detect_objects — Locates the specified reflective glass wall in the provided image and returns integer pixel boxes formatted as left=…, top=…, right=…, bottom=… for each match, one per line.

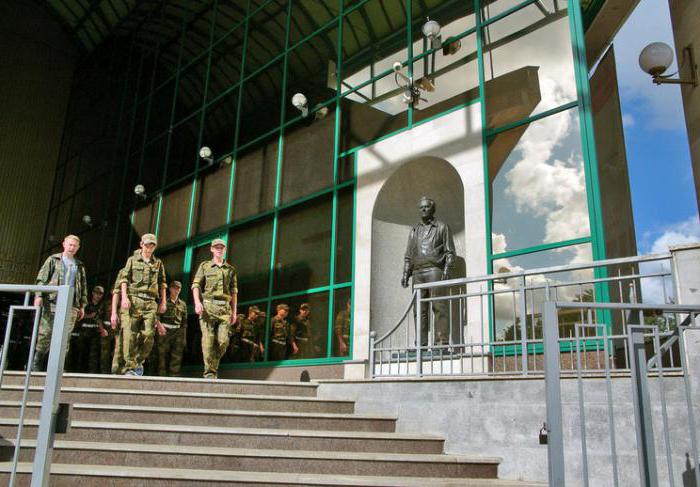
left=43, top=0, right=606, bottom=367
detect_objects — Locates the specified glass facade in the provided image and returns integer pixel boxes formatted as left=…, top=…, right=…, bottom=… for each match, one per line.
left=43, top=0, right=606, bottom=368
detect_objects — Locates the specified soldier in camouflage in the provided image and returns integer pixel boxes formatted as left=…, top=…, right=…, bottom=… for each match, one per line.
left=269, top=304, right=297, bottom=361
left=292, top=303, right=315, bottom=359
left=75, top=285, right=105, bottom=373
left=334, top=299, right=351, bottom=356
left=32, top=235, right=88, bottom=372
left=192, top=238, right=237, bottom=379
left=118, top=233, right=167, bottom=376
left=156, top=281, right=188, bottom=376
left=108, top=271, right=126, bottom=374
left=232, top=305, right=264, bottom=363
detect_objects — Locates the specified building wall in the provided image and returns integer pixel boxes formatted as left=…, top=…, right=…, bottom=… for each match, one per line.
left=0, top=0, right=76, bottom=283
left=669, top=0, right=700, bottom=213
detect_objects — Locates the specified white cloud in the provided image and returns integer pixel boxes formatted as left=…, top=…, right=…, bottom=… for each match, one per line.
left=649, top=217, right=700, bottom=253
left=621, top=114, right=635, bottom=128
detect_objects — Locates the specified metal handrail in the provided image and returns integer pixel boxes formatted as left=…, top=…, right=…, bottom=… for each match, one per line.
left=374, top=290, right=417, bottom=345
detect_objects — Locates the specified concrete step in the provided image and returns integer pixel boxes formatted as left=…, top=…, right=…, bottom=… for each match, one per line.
left=0, top=463, right=548, bottom=486
left=0, top=385, right=353, bottom=414
left=11, top=439, right=500, bottom=479
left=0, top=418, right=445, bottom=454
left=0, top=371, right=318, bottom=397
left=0, top=401, right=397, bottom=432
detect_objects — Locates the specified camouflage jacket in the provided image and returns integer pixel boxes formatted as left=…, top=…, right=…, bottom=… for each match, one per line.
left=158, top=297, right=187, bottom=328
left=191, top=260, right=237, bottom=301
left=35, top=253, right=88, bottom=308
left=118, top=250, right=167, bottom=299
left=237, top=315, right=262, bottom=343
left=270, top=316, right=290, bottom=343
left=292, top=315, right=312, bottom=341
left=335, top=309, right=351, bottom=337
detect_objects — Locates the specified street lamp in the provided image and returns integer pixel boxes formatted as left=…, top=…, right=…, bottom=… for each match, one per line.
left=639, top=42, right=697, bottom=87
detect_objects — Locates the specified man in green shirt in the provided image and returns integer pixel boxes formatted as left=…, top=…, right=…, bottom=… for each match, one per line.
left=191, top=238, right=237, bottom=379
left=76, top=285, right=105, bottom=372
left=118, top=233, right=167, bottom=376
left=33, top=234, right=88, bottom=371
left=156, top=280, right=188, bottom=376
left=269, top=304, right=297, bottom=361
left=292, top=303, right=315, bottom=359
left=232, top=305, right=264, bottom=363
left=334, top=299, right=351, bottom=356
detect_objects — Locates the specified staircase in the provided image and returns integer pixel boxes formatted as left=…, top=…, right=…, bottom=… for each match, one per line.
left=0, top=372, right=545, bottom=486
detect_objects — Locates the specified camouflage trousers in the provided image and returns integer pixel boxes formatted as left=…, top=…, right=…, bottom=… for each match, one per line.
left=199, top=300, right=232, bottom=378
left=75, top=326, right=100, bottom=373
left=99, top=322, right=116, bottom=374
left=157, top=326, right=186, bottom=376
left=36, top=303, right=78, bottom=355
left=111, top=318, right=125, bottom=374
left=232, top=339, right=258, bottom=363
left=122, top=296, right=158, bottom=372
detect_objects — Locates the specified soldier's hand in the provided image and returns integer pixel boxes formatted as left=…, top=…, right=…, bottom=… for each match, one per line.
left=33, top=297, right=43, bottom=308
left=260, top=344, right=264, bottom=354
left=77, top=308, right=85, bottom=321
left=340, top=342, right=348, bottom=355
left=121, top=296, right=131, bottom=310
left=292, top=343, right=299, bottom=354
left=230, top=313, right=237, bottom=325
left=110, top=312, right=119, bottom=330
left=158, top=301, right=167, bottom=314
left=195, top=302, right=203, bottom=316
left=156, top=323, right=166, bottom=336
left=401, top=276, right=409, bottom=288
left=98, top=326, right=108, bottom=338
left=441, top=269, right=449, bottom=281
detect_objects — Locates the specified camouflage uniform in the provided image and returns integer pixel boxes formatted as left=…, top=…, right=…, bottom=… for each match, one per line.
left=192, top=259, right=237, bottom=378
left=292, top=314, right=313, bottom=359
left=156, top=297, right=187, bottom=376
left=334, top=308, right=351, bottom=356
left=76, top=297, right=103, bottom=373
left=99, top=292, right=116, bottom=374
left=34, top=253, right=88, bottom=360
left=232, top=313, right=262, bottom=363
left=269, top=315, right=291, bottom=361
left=119, top=249, right=167, bottom=374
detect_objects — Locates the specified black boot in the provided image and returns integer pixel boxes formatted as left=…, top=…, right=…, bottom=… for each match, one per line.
left=31, top=351, right=46, bottom=372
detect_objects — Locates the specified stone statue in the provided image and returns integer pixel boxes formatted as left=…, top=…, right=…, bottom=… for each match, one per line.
left=401, top=197, right=456, bottom=346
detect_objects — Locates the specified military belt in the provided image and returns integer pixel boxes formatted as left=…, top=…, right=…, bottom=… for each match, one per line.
left=81, top=323, right=98, bottom=328
left=241, top=338, right=257, bottom=346
left=295, top=337, right=309, bottom=342
left=71, top=332, right=80, bottom=338
left=271, top=339, right=286, bottom=346
left=205, top=298, right=229, bottom=306
left=133, top=292, right=156, bottom=300
left=161, top=323, right=179, bottom=330
left=342, top=334, right=350, bottom=339
left=102, top=320, right=111, bottom=326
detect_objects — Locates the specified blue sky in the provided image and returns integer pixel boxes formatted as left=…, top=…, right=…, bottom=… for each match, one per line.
left=611, top=0, right=699, bottom=254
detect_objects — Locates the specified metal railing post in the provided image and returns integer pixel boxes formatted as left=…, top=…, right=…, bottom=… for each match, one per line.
left=31, top=284, right=74, bottom=487
left=628, top=325, right=658, bottom=487
left=369, top=331, right=376, bottom=378
left=415, top=290, right=422, bottom=377
left=518, top=277, right=528, bottom=374
left=543, top=301, right=565, bottom=486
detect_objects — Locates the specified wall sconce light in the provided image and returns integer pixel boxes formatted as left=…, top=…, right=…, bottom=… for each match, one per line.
left=393, top=61, right=427, bottom=108
left=82, top=215, right=93, bottom=227
left=199, top=146, right=214, bottom=165
left=291, top=93, right=309, bottom=117
left=422, top=18, right=442, bottom=50
left=134, top=184, right=147, bottom=200
left=639, top=42, right=697, bottom=87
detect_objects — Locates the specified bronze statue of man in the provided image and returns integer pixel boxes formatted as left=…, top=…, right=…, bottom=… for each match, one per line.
left=401, top=197, right=456, bottom=346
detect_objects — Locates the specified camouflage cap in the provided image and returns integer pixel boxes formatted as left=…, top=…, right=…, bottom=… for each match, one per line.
left=141, top=233, right=157, bottom=245
left=276, top=303, right=290, bottom=311
left=170, top=280, right=182, bottom=288
left=248, top=305, right=261, bottom=314
left=93, top=285, right=105, bottom=294
left=299, top=303, right=310, bottom=311
left=211, top=238, right=226, bottom=247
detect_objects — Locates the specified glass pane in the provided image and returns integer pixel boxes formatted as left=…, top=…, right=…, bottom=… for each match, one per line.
left=492, top=243, right=593, bottom=340
left=332, top=286, right=352, bottom=357
left=137, top=50, right=156, bottom=103
left=191, top=243, right=214, bottom=277
left=335, top=187, right=353, bottom=283
left=167, top=115, right=200, bottom=186
left=482, top=1, right=575, bottom=129
left=229, top=218, right=273, bottom=303
left=132, top=199, right=158, bottom=238
left=285, top=25, right=339, bottom=123
left=273, top=195, right=332, bottom=294
left=158, top=182, right=195, bottom=247
left=338, top=154, right=354, bottom=183
left=179, top=2, right=215, bottom=66
left=140, top=135, right=167, bottom=194
left=233, top=142, right=278, bottom=221
left=131, top=103, right=147, bottom=151
left=182, top=313, right=203, bottom=367
left=223, top=300, right=268, bottom=364
left=214, top=1, right=246, bottom=41
left=208, top=32, right=243, bottom=101
left=194, top=163, right=232, bottom=235
left=148, top=78, right=175, bottom=138
left=174, top=54, right=208, bottom=123
left=281, top=107, right=335, bottom=204
left=289, top=0, right=338, bottom=44
left=238, top=59, right=283, bottom=147
left=270, top=292, right=329, bottom=360
left=244, top=0, right=288, bottom=75
left=339, top=69, right=408, bottom=152
left=201, top=88, right=238, bottom=157
left=489, top=108, right=590, bottom=252
left=161, top=248, right=186, bottom=288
